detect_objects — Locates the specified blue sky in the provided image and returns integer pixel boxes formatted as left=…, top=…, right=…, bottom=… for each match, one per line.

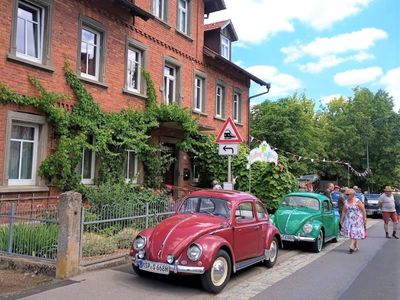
left=207, top=0, right=400, bottom=110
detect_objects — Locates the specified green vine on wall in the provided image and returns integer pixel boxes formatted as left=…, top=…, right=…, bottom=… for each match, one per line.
left=0, top=63, right=204, bottom=190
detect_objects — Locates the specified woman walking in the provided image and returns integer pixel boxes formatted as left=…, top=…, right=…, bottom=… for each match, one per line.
left=340, top=188, right=367, bottom=253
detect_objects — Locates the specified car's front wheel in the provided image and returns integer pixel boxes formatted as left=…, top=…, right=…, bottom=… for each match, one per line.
left=201, top=249, right=232, bottom=294
left=264, top=237, right=278, bottom=268
left=132, top=264, right=147, bottom=277
left=312, top=229, right=324, bottom=253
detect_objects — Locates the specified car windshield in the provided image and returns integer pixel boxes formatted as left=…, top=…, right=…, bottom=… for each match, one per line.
left=179, top=197, right=231, bottom=218
left=282, top=196, right=320, bottom=211
left=366, top=194, right=380, bottom=200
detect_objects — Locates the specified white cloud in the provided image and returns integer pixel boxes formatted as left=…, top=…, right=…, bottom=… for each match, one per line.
left=380, top=67, right=400, bottom=112
left=246, top=65, right=302, bottom=98
left=299, top=51, right=375, bottom=73
left=206, top=0, right=372, bottom=44
left=334, top=67, right=383, bottom=86
left=319, top=94, right=348, bottom=105
left=282, top=28, right=387, bottom=63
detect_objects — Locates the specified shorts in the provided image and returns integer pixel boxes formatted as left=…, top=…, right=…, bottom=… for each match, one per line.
left=382, top=211, right=398, bottom=223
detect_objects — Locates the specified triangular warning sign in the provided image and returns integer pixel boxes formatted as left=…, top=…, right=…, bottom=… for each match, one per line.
left=216, top=117, right=243, bottom=143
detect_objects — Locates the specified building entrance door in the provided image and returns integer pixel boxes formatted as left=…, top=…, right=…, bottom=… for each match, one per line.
left=162, top=143, right=177, bottom=186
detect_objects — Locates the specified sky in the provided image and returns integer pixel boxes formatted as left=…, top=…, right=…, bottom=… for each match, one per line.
left=207, top=0, right=400, bottom=111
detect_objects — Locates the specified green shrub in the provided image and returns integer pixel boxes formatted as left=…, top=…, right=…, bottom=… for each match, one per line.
left=82, top=232, right=117, bottom=257
left=113, top=227, right=139, bottom=249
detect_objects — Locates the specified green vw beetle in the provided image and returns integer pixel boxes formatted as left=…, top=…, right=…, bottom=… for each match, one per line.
left=271, top=192, right=339, bottom=253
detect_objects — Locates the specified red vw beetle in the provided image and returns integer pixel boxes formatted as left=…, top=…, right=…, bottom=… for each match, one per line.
left=129, top=190, right=281, bottom=293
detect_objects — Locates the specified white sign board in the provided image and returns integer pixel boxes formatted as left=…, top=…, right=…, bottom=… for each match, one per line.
left=219, top=143, right=239, bottom=156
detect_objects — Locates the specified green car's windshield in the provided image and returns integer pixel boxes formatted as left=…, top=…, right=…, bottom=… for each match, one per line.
left=282, top=196, right=320, bottom=211
left=179, top=197, right=231, bottom=218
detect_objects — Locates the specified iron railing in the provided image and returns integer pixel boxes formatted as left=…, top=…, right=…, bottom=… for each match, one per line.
left=0, top=201, right=59, bottom=261
left=80, top=201, right=176, bottom=266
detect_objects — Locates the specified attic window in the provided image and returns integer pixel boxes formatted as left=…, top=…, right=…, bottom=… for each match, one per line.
left=220, top=35, right=230, bottom=60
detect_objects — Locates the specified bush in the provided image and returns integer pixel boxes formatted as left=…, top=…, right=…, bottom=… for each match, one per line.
left=113, top=227, right=139, bottom=249
left=79, top=182, right=169, bottom=208
left=82, top=232, right=117, bottom=257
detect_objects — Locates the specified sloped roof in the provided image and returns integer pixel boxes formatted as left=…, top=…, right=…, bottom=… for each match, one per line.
left=204, top=47, right=270, bottom=87
left=204, top=19, right=238, bottom=41
left=115, top=0, right=154, bottom=21
left=204, top=0, right=226, bottom=14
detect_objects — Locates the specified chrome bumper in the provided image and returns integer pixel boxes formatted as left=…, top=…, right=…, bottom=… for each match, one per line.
left=130, top=256, right=205, bottom=275
left=281, top=234, right=316, bottom=242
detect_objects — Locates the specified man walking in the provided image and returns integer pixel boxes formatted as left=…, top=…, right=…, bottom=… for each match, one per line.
left=324, top=182, right=334, bottom=205
left=378, top=186, right=398, bottom=239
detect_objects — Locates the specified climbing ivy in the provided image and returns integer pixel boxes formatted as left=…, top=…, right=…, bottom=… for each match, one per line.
left=0, top=63, right=202, bottom=190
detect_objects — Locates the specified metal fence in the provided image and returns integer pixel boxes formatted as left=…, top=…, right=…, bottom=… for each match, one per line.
left=80, top=201, right=176, bottom=266
left=0, top=201, right=59, bottom=261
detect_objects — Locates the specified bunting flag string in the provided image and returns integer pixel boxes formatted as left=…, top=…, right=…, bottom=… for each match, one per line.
left=250, top=137, right=370, bottom=177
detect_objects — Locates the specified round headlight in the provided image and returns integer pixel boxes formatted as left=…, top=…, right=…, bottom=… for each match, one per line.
left=187, top=244, right=202, bottom=261
left=303, top=223, right=313, bottom=234
left=133, top=236, right=146, bottom=251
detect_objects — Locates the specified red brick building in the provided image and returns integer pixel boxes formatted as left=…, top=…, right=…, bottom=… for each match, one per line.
left=0, top=0, right=268, bottom=198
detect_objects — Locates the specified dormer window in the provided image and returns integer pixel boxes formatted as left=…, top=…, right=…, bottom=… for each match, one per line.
left=220, top=35, right=230, bottom=59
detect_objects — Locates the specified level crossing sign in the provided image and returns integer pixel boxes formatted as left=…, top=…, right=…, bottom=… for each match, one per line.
left=215, top=117, right=243, bottom=143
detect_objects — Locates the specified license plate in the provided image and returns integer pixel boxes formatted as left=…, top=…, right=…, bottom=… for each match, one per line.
left=281, top=234, right=295, bottom=242
left=138, top=260, right=170, bottom=275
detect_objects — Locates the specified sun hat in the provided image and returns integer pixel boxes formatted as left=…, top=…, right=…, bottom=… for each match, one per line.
left=384, top=186, right=393, bottom=192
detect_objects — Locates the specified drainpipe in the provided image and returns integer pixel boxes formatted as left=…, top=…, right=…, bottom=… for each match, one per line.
left=247, top=83, right=271, bottom=146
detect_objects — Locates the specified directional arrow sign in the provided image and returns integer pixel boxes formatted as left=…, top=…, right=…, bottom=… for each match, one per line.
left=218, top=143, right=239, bottom=156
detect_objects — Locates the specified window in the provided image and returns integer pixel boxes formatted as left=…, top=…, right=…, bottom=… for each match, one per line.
left=80, top=27, right=101, bottom=80
left=215, top=84, right=225, bottom=118
left=194, top=76, right=205, bottom=112
left=164, top=64, right=176, bottom=104
left=9, top=0, right=53, bottom=67
left=79, top=136, right=95, bottom=185
left=256, top=203, right=268, bottom=220
left=8, top=123, right=39, bottom=186
left=125, top=150, right=138, bottom=183
left=127, top=48, right=142, bottom=92
left=221, top=35, right=230, bottom=59
left=178, top=0, right=188, bottom=34
left=235, top=203, right=254, bottom=221
left=233, top=92, right=241, bottom=123
left=3, top=112, right=48, bottom=188
left=153, top=0, right=167, bottom=21
left=78, top=16, right=106, bottom=83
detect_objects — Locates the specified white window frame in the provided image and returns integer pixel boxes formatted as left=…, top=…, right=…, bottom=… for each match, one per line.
left=8, top=123, right=39, bottom=186
left=215, top=85, right=224, bottom=118
left=80, top=26, right=101, bottom=81
left=80, top=138, right=95, bottom=185
left=125, top=150, right=138, bottom=184
left=194, top=76, right=204, bottom=112
left=233, top=92, right=241, bottom=122
left=221, top=35, right=230, bottom=59
left=164, top=64, right=177, bottom=104
left=16, top=1, right=44, bottom=63
left=178, top=0, right=188, bottom=34
left=153, top=0, right=165, bottom=20
left=127, top=48, right=142, bottom=93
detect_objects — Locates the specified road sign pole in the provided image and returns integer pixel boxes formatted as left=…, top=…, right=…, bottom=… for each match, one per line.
left=228, top=155, right=232, bottom=183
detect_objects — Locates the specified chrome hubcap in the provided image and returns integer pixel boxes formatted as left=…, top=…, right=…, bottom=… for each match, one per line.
left=269, top=240, right=277, bottom=262
left=211, top=257, right=228, bottom=286
left=318, top=232, right=323, bottom=250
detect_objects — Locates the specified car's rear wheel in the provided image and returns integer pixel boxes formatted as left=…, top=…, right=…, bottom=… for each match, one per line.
left=201, top=249, right=231, bottom=294
left=264, top=237, right=278, bottom=268
left=312, top=229, right=324, bottom=253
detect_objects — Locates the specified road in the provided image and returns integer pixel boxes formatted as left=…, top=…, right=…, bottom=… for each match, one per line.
left=5, top=218, right=399, bottom=300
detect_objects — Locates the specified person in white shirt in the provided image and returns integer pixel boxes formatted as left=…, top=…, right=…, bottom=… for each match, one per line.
left=378, top=186, right=398, bottom=239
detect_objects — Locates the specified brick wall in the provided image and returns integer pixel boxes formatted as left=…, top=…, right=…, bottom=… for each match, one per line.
left=0, top=0, right=251, bottom=192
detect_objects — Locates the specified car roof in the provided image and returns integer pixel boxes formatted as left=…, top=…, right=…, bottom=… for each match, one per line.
left=188, top=189, right=258, bottom=202
left=284, top=192, right=328, bottom=202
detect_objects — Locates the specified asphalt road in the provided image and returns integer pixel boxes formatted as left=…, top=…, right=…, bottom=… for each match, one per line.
left=7, top=218, right=398, bottom=300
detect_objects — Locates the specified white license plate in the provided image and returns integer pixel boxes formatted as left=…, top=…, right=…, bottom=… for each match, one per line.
left=282, top=234, right=295, bottom=242
left=138, top=260, right=170, bottom=275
